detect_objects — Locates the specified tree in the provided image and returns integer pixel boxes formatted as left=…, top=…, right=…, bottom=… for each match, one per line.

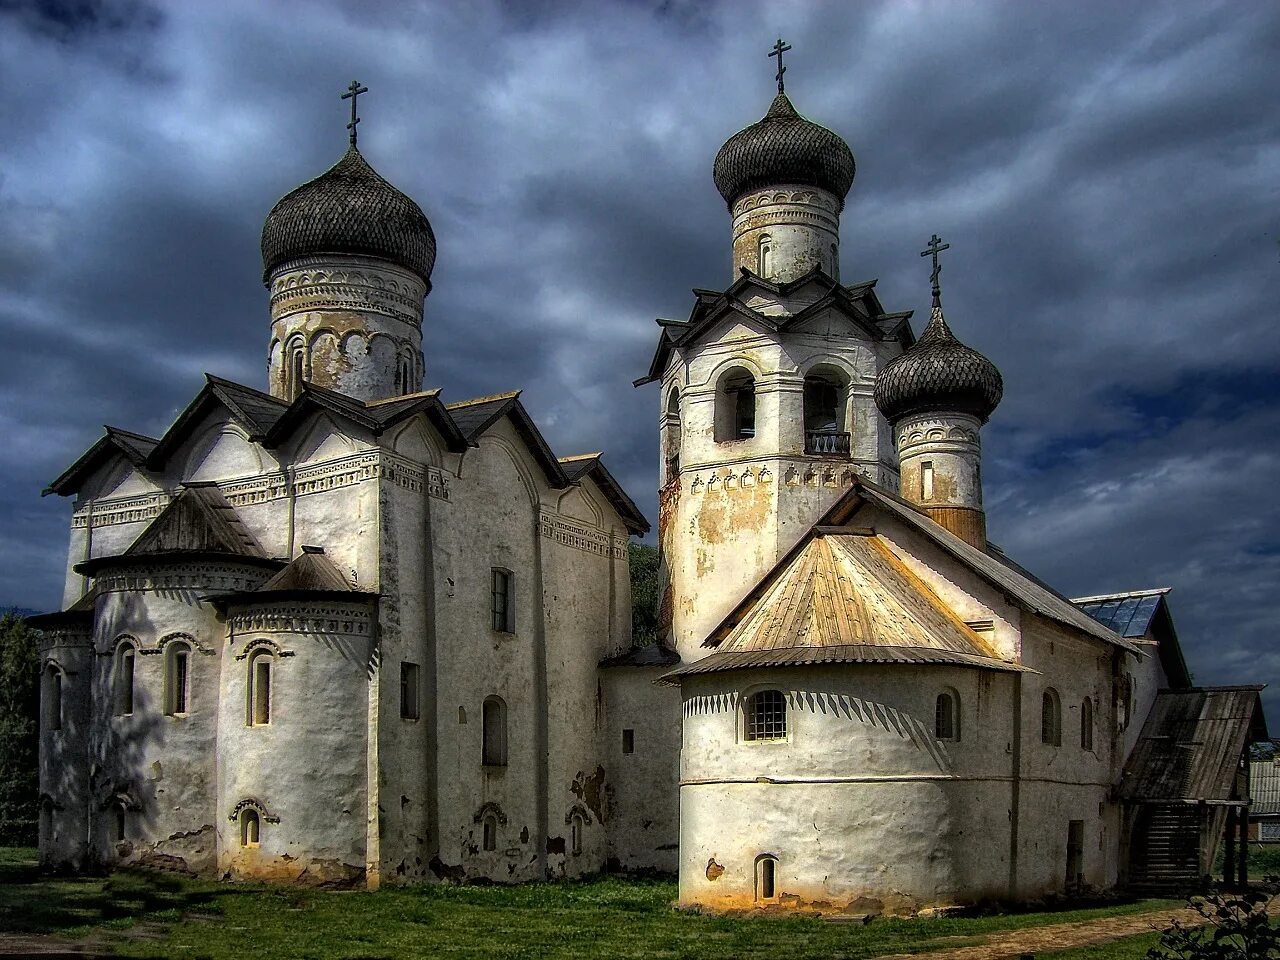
left=0, top=611, right=39, bottom=845
left=629, top=542, right=661, bottom=648
left=1148, top=882, right=1280, bottom=960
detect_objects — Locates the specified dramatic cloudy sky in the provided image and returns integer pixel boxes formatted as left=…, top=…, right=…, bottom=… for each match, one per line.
left=2, top=1, right=1277, bottom=708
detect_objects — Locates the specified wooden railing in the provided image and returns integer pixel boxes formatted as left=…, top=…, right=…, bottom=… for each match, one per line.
left=805, top=431, right=851, bottom=456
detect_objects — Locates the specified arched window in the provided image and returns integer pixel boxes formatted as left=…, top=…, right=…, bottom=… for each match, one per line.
left=164, top=640, right=191, bottom=716
left=482, top=814, right=498, bottom=852
left=758, top=234, right=772, bottom=276
left=1041, top=688, right=1062, bottom=746
left=803, top=365, right=848, bottom=455
left=396, top=352, right=416, bottom=395
left=241, top=808, right=261, bottom=848
left=113, top=642, right=135, bottom=716
left=482, top=696, right=508, bottom=767
left=570, top=811, right=585, bottom=856
left=491, top=568, right=514, bottom=633
left=664, top=388, right=682, bottom=483
left=111, top=802, right=127, bottom=843
left=1081, top=697, right=1094, bottom=751
left=935, top=690, right=959, bottom=742
left=43, top=665, right=63, bottom=731
left=715, top=368, right=756, bottom=442
left=286, top=338, right=306, bottom=399
left=247, top=650, right=273, bottom=726
left=744, top=689, right=787, bottom=742
left=756, top=854, right=779, bottom=901
left=1119, top=673, right=1134, bottom=730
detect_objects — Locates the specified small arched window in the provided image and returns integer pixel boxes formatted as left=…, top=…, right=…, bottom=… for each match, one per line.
left=164, top=641, right=191, bottom=716
left=286, top=338, right=306, bottom=399
left=111, top=802, right=127, bottom=843
left=482, top=814, right=498, bottom=852
left=482, top=696, right=508, bottom=767
left=44, top=664, right=63, bottom=732
left=570, top=812, right=585, bottom=856
left=1081, top=697, right=1094, bottom=751
left=935, top=690, right=959, bottom=742
left=715, top=368, right=756, bottom=443
left=247, top=650, right=273, bottom=726
left=756, top=854, right=779, bottom=901
left=758, top=234, right=772, bottom=276
left=664, top=388, right=682, bottom=483
left=113, top=642, right=135, bottom=717
left=241, top=808, right=261, bottom=848
left=744, top=689, right=787, bottom=742
left=1041, top=688, right=1062, bottom=746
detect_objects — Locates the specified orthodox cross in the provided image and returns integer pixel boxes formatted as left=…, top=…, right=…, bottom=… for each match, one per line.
left=769, top=38, right=792, bottom=93
left=342, top=80, right=369, bottom=146
left=921, top=233, right=950, bottom=301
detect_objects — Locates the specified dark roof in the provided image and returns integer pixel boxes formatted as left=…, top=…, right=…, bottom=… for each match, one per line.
left=261, top=145, right=436, bottom=285
left=26, top=590, right=95, bottom=630
left=558, top=454, right=649, bottom=535
left=874, top=300, right=1003, bottom=424
left=211, top=545, right=376, bottom=607
left=45, top=426, right=160, bottom=496
left=269, top=383, right=470, bottom=452
left=824, top=480, right=1141, bottom=653
left=445, top=392, right=522, bottom=442
left=143, top=375, right=289, bottom=469
left=1117, top=687, right=1268, bottom=802
left=1075, top=589, right=1169, bottom=638
left=635, top=269, right=912, bottom=387
left=712, top=92, right=855, bottom=209
left=75, top=484, right=278, bottom=576
left=662, top=643, right=1031, bottom=683
left=599, top=643, right=681, bottom=668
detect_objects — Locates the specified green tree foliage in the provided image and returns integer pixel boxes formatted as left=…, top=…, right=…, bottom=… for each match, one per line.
left=629, top=542, right=661, bottom=648
left=0, top=611, right=39, bottom=845
left=1148, top=881, right=1280, bottom=960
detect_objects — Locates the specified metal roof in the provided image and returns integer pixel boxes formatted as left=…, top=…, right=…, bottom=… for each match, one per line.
left=1251, top=757, right=1280, bottom=816
left=1073, top=588, right=1170, bottom=639
left=1116, top=687, right=1268, bottom=802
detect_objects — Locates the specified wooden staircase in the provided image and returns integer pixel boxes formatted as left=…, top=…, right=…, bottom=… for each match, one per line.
left=1129, top=805, right=1205, bottom=894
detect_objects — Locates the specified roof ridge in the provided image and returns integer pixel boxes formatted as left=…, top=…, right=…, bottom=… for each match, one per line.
left=559, top=452, right=602, bottom=463
left=365, top=389, right=441, bottom=408
left=446, top=390, right=522, bottom=409
left=1072, top=587, right=1174, bottom=603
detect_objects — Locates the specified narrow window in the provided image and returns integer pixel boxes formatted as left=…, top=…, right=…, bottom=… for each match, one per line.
left=745, top=690, right=787, bottom=742
left=45, top=666, right=63, bottom=731
left=482, top=696, right=508, bottom=766
left=482, top=815, right=497, bottom=852
left=248, top=652, right=272, bottom=726
left=921, top=461, right=935, bottom=501
left=240, top=808, right=261, bottom=847
left=288, top=342, right=305, bottom=399
left=1081, top=697, right=1094, bottom=751
left=114, top=644, right=135, bottom=716
left=1041, top=688, right=1062, bottom=746
left=622, top=729, right=635, bottom=755
left=664, top=388, right=681, bottom=483
left=570, top=813, right=584, bottom=856
left=935, top=691, right=958, bottom=741
left=165, top=642, right=191, bottom=716
left=758, top=234, right=772, bottom=276
left=715, top=368, right=756, bottom=442
left=492, top=568, right=513, bottom=633
left=830, top=243, right=839, bottom=281
left=757, top=855, right=778, bottom=901
left=39, top=799, right=53, bottom=846
left=112, top=803, right=126, bottom=843
left=400, top=662, right=420, bottom=720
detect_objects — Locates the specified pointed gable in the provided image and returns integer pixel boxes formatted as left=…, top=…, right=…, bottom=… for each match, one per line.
left=257, top=545, right=356, bottom=593
left=123, top=484, right=266, bottom=558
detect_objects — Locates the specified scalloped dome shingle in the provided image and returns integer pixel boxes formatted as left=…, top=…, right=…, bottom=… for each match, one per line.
left=712, top=92, right=855, bottom=209
left=261, top=146, right=436, bottom=284
left=874, top=306, right=1004, bottom=424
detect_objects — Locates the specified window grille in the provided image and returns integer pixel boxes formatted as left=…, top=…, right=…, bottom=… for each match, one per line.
left=745, top=690, right=787, bottom=741
left=492, top=569, right=513, bottom=633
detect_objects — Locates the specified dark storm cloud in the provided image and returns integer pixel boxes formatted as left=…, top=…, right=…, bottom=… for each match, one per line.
left=2, top=0, right=1277, bottom=709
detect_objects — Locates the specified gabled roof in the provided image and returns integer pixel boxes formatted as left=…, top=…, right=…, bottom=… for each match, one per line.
left=146, top=375, right=290, bottom=467
left=663, top=525, right=1026, bottom=683
left=826, top=480, right=1141, bottom=654
left=1074, top=587, right=1192, bottom=688
left=75, top=484, right=279, bottom=576
left=635, top=267, right=914, bottom=387
left=45, top=426, right=160, bottom=496
left=1117, top=687, right=1268, bottom=802
left=267, top=383, right=469, bottom=451
left=446, top=392, right=522, bottom=442
left=210, top=544, right=376, bottom=607
left=558, top=454, right=649, bottom=535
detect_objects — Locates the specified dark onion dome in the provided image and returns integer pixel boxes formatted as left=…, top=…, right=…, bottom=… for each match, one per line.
left=713, top=92, right=855, bottom=209
left=874, top=305, right=1003, bottom=424
left=261, top=145, right=436, bottom=285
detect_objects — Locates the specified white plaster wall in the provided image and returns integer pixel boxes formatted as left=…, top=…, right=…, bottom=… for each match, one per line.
left=730, top=185, right=840, bottom=283
left=37, top=625, right=93, bottom=869
left=894, top=412, right=984, bottom=510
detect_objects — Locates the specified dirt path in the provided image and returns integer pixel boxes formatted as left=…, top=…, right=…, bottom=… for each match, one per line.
left=871, top=904, right=1200, bottom=960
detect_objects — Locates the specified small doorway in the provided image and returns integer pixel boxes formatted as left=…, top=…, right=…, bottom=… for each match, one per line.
left=1066, top=820, right=1084, bottom=893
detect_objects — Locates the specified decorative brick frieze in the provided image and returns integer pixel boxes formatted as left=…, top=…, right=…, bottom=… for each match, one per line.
left=539, top=510, right=628, bottom=560
left=93, top=562, right=273, bottom=595
left=227, top=602, right=373, bottom=638
left=72, top=493, right=169, bottom=530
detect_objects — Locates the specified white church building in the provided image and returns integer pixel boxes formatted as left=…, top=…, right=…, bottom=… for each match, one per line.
left=32, top=62, right=1266, bottom=912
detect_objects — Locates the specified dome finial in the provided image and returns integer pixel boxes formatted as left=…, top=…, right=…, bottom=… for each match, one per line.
left=921, top=232, right=950, bottom=309
left=769, top=37, right=792, bottom=93
left=341, top=79, right=368, bottom=147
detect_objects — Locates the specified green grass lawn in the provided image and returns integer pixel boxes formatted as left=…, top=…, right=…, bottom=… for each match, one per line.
left=0, top=846, right=1190, bottom=960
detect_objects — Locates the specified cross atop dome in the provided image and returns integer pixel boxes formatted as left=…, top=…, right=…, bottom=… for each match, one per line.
left=769, top=38, right=792, bottom=93
left=342, top=79, right=368, bottom=146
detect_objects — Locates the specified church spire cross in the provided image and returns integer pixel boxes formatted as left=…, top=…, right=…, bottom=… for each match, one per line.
left=921, top=233, right=951, bottom=305
left=769, top=38, right=792, bottom=93
left=341, top=80, right=368, bottom=146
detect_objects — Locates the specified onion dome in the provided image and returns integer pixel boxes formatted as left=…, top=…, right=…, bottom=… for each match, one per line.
left=261, top=145, right=436, bottom=285
left=712, top=92, right=855, bottom=209
left=875, top=304, right=1003, bottom=424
